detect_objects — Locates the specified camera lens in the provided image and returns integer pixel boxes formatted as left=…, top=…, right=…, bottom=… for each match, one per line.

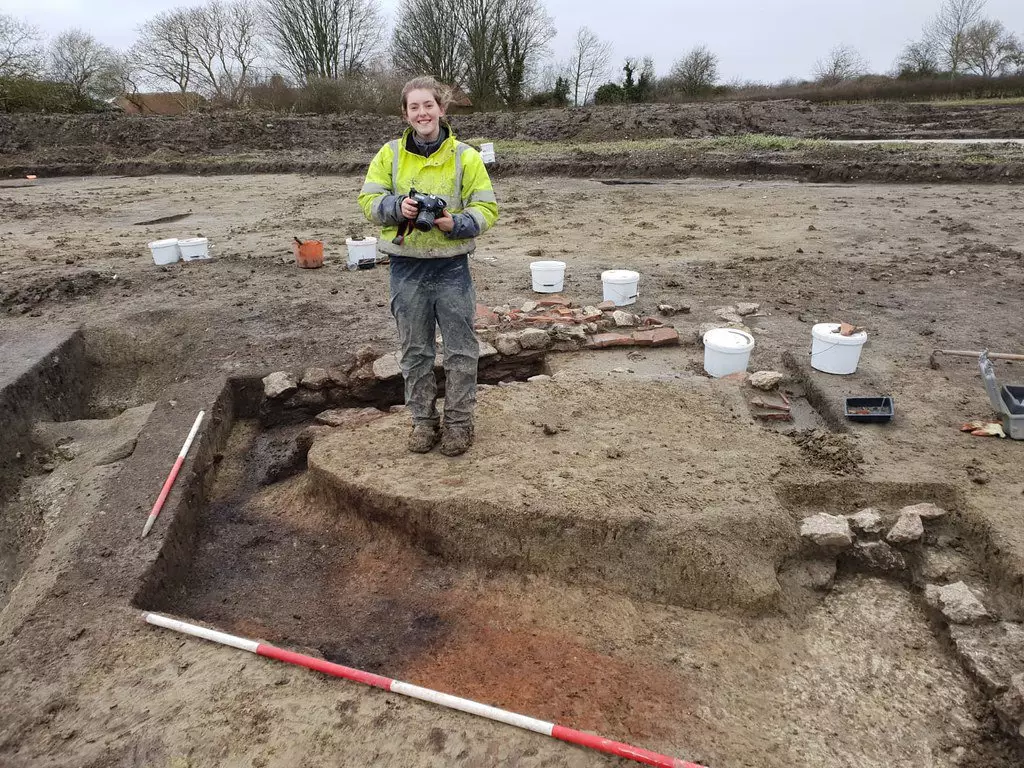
left=414, top=212, right=434, bottom=232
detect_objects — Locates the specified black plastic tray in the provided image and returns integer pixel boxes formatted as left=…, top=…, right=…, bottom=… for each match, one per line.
left=844, top=396, right=894, bottom=423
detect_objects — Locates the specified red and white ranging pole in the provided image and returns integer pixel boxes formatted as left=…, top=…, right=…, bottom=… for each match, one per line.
left=141, top=410, right=204, bottom=538
left=143, top=613, right=705, bottom=768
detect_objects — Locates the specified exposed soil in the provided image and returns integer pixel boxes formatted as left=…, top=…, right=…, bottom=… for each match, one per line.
left=1, top=163, right=1023, bottom=768
left=3, top=102, right=1024, bottom=183
left=140, top=425, right=1018, bottom=766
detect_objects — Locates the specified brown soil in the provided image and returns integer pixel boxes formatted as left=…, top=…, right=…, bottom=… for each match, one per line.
left=3, top=102, right=1024, bottom=183
left=1, top=167, right=1024, bottom=768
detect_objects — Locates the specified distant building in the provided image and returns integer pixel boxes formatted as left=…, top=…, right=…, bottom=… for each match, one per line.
left=113, top=92, right=206, bottom=115
left=448, top=86, right=473, bottom=113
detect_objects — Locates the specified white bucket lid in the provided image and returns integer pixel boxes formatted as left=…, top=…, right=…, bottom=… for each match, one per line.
left=178, top=237, right=208, bottom=246
left=149, top=238, right=178, bottom=248
left=346, top=236, right=377, bottom=246
left=601, top=269, right=640, bottom=284
left=530, top=260, right=565, bottom=270
left=812, top=323, right=867, bottom=345
left=703, top=327, right=755, bottom=352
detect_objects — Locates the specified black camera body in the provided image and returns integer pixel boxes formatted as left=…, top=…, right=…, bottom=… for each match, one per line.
left=408, top=188, right=447, bottom=232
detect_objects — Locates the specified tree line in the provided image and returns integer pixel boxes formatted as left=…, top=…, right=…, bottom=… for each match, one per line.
left=1, top=0, right=1022, bottom=113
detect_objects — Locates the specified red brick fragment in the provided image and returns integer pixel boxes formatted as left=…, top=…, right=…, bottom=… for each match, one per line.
left=587, top=332, right=636, bottom=349
left=633, top=328, right=680, bottom=346
left=641, top=317, right=665, bottom=327
left=648, top=327, right=680, bottom=346
left=597, top=300, right=616, bottom=311
left=475, top=303, right=498, bottom=325
left=537, top=296, right=571, bottom=307
left=632, top=331, right=656, bottom=347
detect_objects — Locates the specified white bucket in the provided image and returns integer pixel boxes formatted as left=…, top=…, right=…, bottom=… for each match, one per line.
left=530, top=260, right=566, bottom=293
left=810, top=323, right=868, bottom=374
left=479, top=142, right=495, bottom=164
left=149, top=238, right=180, bottom=265
left=601, top=269, right=640, bottom=306
left=346, top=236, right=377, bottom=267
left=178, top=237, right=210, bottom=261
left=703, top=328, right=755, bottom=378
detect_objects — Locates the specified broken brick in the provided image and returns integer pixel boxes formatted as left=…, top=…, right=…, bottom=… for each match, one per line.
left=537, top=296, right=571, bottom=307
left=648, top=327, right=680, bottom=346
left=475, top=303, right=498, bottom=325
left=587, top=332, right=636, bottom=349
left=633, top=328, right=679, bottom=347
left=633, top=330, right=657, bottom=347
left=597, top=300, right=616, bottom=311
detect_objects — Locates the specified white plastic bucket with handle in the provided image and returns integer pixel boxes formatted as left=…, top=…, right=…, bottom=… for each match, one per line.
left=703, top=327, right=755, bottom=378
left=346, top=236, right=377, bottom=268
left=601, top=270, right=640, bottom=306
left=810, top=323, right=868, bottom=374
left=530, top=260, right=565, bottom=292
left=479, top=142, right=495, bottom=164
left=178, top=237, right=210, bottom=261
left=149, top=238, right=180, bottom=265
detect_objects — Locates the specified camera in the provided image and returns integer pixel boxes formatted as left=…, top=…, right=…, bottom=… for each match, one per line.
left=408, top=188, right=447, bottom=232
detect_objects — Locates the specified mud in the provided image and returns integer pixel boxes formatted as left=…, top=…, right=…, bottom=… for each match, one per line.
left=1, top=169, right=1024, bottom=767
left=3, top=101, right=1024, bottom=184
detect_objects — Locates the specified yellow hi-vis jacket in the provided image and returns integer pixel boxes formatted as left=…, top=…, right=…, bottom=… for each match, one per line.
left=358, top=126, right=499, bottom=258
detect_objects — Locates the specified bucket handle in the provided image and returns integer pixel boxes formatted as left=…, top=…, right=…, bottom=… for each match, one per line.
left=810, top=341, right=844, bottom=358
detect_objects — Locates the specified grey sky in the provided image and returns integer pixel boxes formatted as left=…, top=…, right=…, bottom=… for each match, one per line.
left=4, top=0, right=1024, bottom=82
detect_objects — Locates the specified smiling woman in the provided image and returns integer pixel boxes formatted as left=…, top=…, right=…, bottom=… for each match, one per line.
left=358, top=75, right=499, bottom=458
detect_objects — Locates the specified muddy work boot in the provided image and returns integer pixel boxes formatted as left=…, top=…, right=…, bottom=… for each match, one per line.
left=440, top=424, right=474, bottom=457
left=407, top=424, right=440, bottom=453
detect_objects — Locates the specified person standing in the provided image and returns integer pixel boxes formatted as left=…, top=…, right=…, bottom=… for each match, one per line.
left=358, top=77, right=499, bottom=456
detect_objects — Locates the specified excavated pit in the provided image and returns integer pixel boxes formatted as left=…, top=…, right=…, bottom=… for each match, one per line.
left=133, top=369, right=1022, bottom=765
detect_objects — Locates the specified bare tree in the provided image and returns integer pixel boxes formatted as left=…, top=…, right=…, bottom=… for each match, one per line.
left=133, top=9, right=195, bottom=94
left=493, top=0, right=555, bottom=106
left=566, top=26, right=611, bottom=106
left=895, top=38, right=940, bottom=78
left=668, top=44, right=719, bottom=96
left=813, top=44, right=866, bottom=85
left=963, top=19, right=1021, bottom=77
left=391, top=0, right=463, bottom=87
left=457, top=0, right=503, bottom=106
left=392, top=0, right=553, bottom=107
left=263, top=0, right=382, bottom=83
left=0, top=13, right=43, bottom=77
left=188, top=0, right=262, bottom=104
left=48, top=29, right=125, bottom=100
left=926, top=0, right=987, bottom=75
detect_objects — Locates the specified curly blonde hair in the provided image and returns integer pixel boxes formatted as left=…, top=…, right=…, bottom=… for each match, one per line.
left=401, top=76, right=452, bottom=115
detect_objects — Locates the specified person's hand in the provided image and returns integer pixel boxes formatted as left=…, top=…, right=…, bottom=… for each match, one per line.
left=400, top=196, right=419, bottom=219
left=435, top=209, right=455, bottom=233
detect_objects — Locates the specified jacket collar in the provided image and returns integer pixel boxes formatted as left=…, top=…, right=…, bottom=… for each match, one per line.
left=401, top=121, right=456, bottom=157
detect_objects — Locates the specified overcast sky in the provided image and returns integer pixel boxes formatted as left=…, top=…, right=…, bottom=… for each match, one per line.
left=4, top=0, right=1024, bottom=82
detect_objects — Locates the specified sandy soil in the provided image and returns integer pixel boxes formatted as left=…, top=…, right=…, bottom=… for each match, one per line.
left=1, top=171, right=1023, bottom=767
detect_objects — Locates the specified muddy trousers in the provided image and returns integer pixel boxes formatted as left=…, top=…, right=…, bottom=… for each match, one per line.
left=389, top=255, right=479, bottom=428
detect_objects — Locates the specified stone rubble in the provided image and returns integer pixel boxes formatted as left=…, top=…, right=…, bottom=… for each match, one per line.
left=748, top=370, right=784, bottom=391
left=799, top=513, right=854, bottom=550
left=924, top=581, right=991, bottom=625
left=847, top=507, right=886, bottom=534
left=886, top=511, right=925, bottom=544
left=263, top=371, right=298, bottom=400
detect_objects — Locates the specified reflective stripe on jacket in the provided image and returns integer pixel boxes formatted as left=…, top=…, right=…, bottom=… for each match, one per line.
left=358, top=126, right=499, bottom=258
